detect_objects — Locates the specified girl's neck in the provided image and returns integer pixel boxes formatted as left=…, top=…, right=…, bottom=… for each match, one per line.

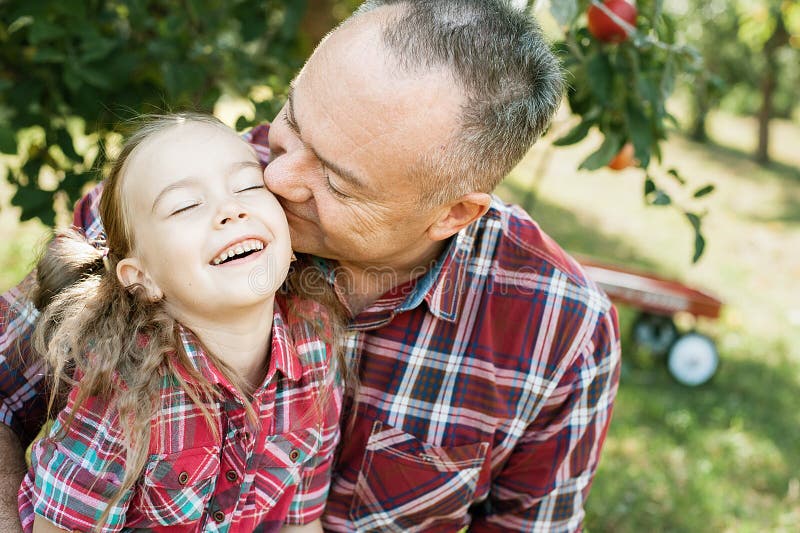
left=167, top=297, right=276, bottom=391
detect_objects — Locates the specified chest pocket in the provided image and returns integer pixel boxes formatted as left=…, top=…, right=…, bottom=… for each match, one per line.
left=251, top=427, right=323, bottom=510
left=349, top=421, right=488, bottom=533
left=136, top=445, right=220, bottom=527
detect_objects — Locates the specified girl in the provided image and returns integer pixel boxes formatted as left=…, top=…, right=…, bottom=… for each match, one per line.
left=18, top=113, right=342, bottom=533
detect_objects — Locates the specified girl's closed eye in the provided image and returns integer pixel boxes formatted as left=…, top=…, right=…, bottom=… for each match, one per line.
left=236, top=184, right=265, bottom=193
left=170, top=202, right=200, bottom=216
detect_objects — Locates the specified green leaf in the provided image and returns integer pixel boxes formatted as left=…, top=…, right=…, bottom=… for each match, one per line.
left=644, top=176, right=656, bottom=196
left=76, top=64, right=112, bottom=89
left=550, top=0, right=579, bottom=27
left=235, top=115, right=250, bottom=132
left=0, top=127, right=16, bottom=154
left=693, top=184, right=715, bottom=198
left=685, top=212, right=702, bottom=231
left=636, top=76, right=660, bottom=109
left=11, top=185, right=55, bottom=225
left=660, top=55, right=677, bottom=99
left=63, top=63, right=82, bottom=92
left=32, top=48, right=67, bottom=63
left=626, top=99, right=653, bottom=169
left=587, top=52, right=613, bottom=104
left=651, top=190, right=671, bottom=206
left=8, top=16, right=34, bottom=34
left=62, top=171, right=89, bottom=204
left=553, top=119, right=594, bottom=146
left=692, top=233, right=705, bottom=263
left=80, top=35, right=118, bottom=63
left=667, top=168, right=686, bottom=185
left=55, top=128, right=81, bottom=162
left=29, top=19, right=67, bottom=44
left=580, top=133, right=623, bottom=171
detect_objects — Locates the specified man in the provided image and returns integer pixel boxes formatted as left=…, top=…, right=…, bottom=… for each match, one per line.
left=0, top=0, right=621, bottom=531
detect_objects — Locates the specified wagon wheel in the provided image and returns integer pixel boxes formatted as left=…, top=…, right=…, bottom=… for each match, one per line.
left=666, top=332, right=719, bottom=387
left=632, top=312, right=678, bottom=355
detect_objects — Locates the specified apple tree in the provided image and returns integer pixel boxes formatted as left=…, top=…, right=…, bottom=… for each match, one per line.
left=542, top=0, right=713, bottom=262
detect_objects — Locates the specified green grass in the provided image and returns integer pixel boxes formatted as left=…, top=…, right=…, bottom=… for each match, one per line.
left=497, top=110, right=800, bottom=532
left=2, top=110, right=799, bottom=531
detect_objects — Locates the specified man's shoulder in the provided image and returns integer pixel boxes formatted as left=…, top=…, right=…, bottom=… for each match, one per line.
left=475, top=197, right=604, bottom=297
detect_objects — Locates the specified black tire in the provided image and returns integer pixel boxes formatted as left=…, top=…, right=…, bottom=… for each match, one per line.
left=632, top=312, right=678, bottom=355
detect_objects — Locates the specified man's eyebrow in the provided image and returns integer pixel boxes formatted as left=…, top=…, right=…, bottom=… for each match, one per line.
left=285, top=86, right=367, bottom=190
left=151, top=160, right=262, bottom=213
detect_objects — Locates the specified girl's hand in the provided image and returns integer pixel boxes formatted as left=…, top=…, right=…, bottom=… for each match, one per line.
left=279, top=518, right=324, bottom=533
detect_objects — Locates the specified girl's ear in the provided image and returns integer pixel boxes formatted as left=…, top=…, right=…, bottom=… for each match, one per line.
left=116, top=257, right=164, bottom=302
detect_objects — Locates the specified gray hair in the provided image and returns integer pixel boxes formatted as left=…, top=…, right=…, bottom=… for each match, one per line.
left=353, top=0, right=564, bottom=205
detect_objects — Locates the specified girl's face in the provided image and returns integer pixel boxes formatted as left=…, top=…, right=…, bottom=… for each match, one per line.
left=116, top=121, right=292, bottom=322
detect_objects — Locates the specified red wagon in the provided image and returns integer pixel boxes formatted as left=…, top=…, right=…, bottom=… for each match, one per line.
left=578, top=257, right=723, bottom=386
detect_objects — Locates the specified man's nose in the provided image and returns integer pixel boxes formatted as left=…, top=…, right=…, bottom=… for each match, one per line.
left=263, top=153, right=314, bottom=204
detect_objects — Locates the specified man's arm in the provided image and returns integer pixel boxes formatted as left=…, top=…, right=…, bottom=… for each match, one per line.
left=471, top=306, right=622, bottom=532
left=0, top=425, right=25, bottom=532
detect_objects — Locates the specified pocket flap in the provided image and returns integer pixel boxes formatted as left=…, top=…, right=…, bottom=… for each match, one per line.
left=144, top=446, right=220, bottom=489
left=257, top=427, right=321, bottom=468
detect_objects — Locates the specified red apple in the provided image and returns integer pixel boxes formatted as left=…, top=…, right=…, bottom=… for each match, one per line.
left=587, top=0, right=637, bottom=43
left=608, top=142, right=635, bottom=170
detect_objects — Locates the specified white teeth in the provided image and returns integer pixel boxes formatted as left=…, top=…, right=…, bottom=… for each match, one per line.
left=211, top=239, right=266, bottom=265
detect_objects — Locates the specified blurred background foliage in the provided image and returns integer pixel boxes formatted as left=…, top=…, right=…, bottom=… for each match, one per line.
left=1, top=1, right=799, bottom=531
left=0, top=0, right=361, bottom=226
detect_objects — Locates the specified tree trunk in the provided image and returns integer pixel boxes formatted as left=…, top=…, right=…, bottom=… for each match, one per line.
left=755, top=12, right=789, bottom=164
left=690, top=79, right=709, bottom=143
left=756, top=66, right=775, bottom=164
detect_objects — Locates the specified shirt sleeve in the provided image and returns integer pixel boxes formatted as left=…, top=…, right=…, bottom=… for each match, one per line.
left=27, top=387, right=133, bottom=533
left=242, top=122, right=271, bottom=167
left=284, top=345, right=342, bottom=524
left=0, top=273, right=46, bottom=446
left=471, top=306, right=622, bottom=532
left=0, top=183, right=106, bottom=446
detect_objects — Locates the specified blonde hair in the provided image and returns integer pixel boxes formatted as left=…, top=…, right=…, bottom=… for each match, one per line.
left=31, top=113, right=346, bottom=531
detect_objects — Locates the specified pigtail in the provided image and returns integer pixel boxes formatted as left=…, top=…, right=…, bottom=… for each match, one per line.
left=32, top=229, right=107, bottom=312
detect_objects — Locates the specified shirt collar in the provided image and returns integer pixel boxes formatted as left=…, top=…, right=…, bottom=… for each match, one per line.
left=317, top=208, right=488, bottom=330
left=175, top=299, right=303, bottom=393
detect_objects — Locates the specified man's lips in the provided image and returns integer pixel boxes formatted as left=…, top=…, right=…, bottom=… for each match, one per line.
left=280, top=202, right=317, bottom=224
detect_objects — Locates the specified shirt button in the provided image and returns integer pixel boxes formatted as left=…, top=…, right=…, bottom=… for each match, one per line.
left=289, top=449, right=301, bottom=462
left=213, top=510, right=225, bottom=523
left=225, top=470, right=238, bottom=482
left=177, top=471, right=189, bottom=485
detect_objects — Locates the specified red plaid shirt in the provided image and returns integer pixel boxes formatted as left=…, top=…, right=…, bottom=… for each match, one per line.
left=18, top=297, right=340, bottom=533
left=3, top=123, right=621, bottom=532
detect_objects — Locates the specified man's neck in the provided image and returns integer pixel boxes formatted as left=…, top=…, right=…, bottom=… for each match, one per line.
left=167, top=299, right=275, bottom=391
left=336, top=240, right=447, bottom=316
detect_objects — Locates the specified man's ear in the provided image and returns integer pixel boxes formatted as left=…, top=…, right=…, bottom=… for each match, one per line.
left=116, top=257, right=163, bottom=302
left=426, top=192, right=491, bottom=242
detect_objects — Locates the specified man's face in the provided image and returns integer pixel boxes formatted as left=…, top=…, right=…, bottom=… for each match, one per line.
left=264, top=9, right=464, bottom=272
